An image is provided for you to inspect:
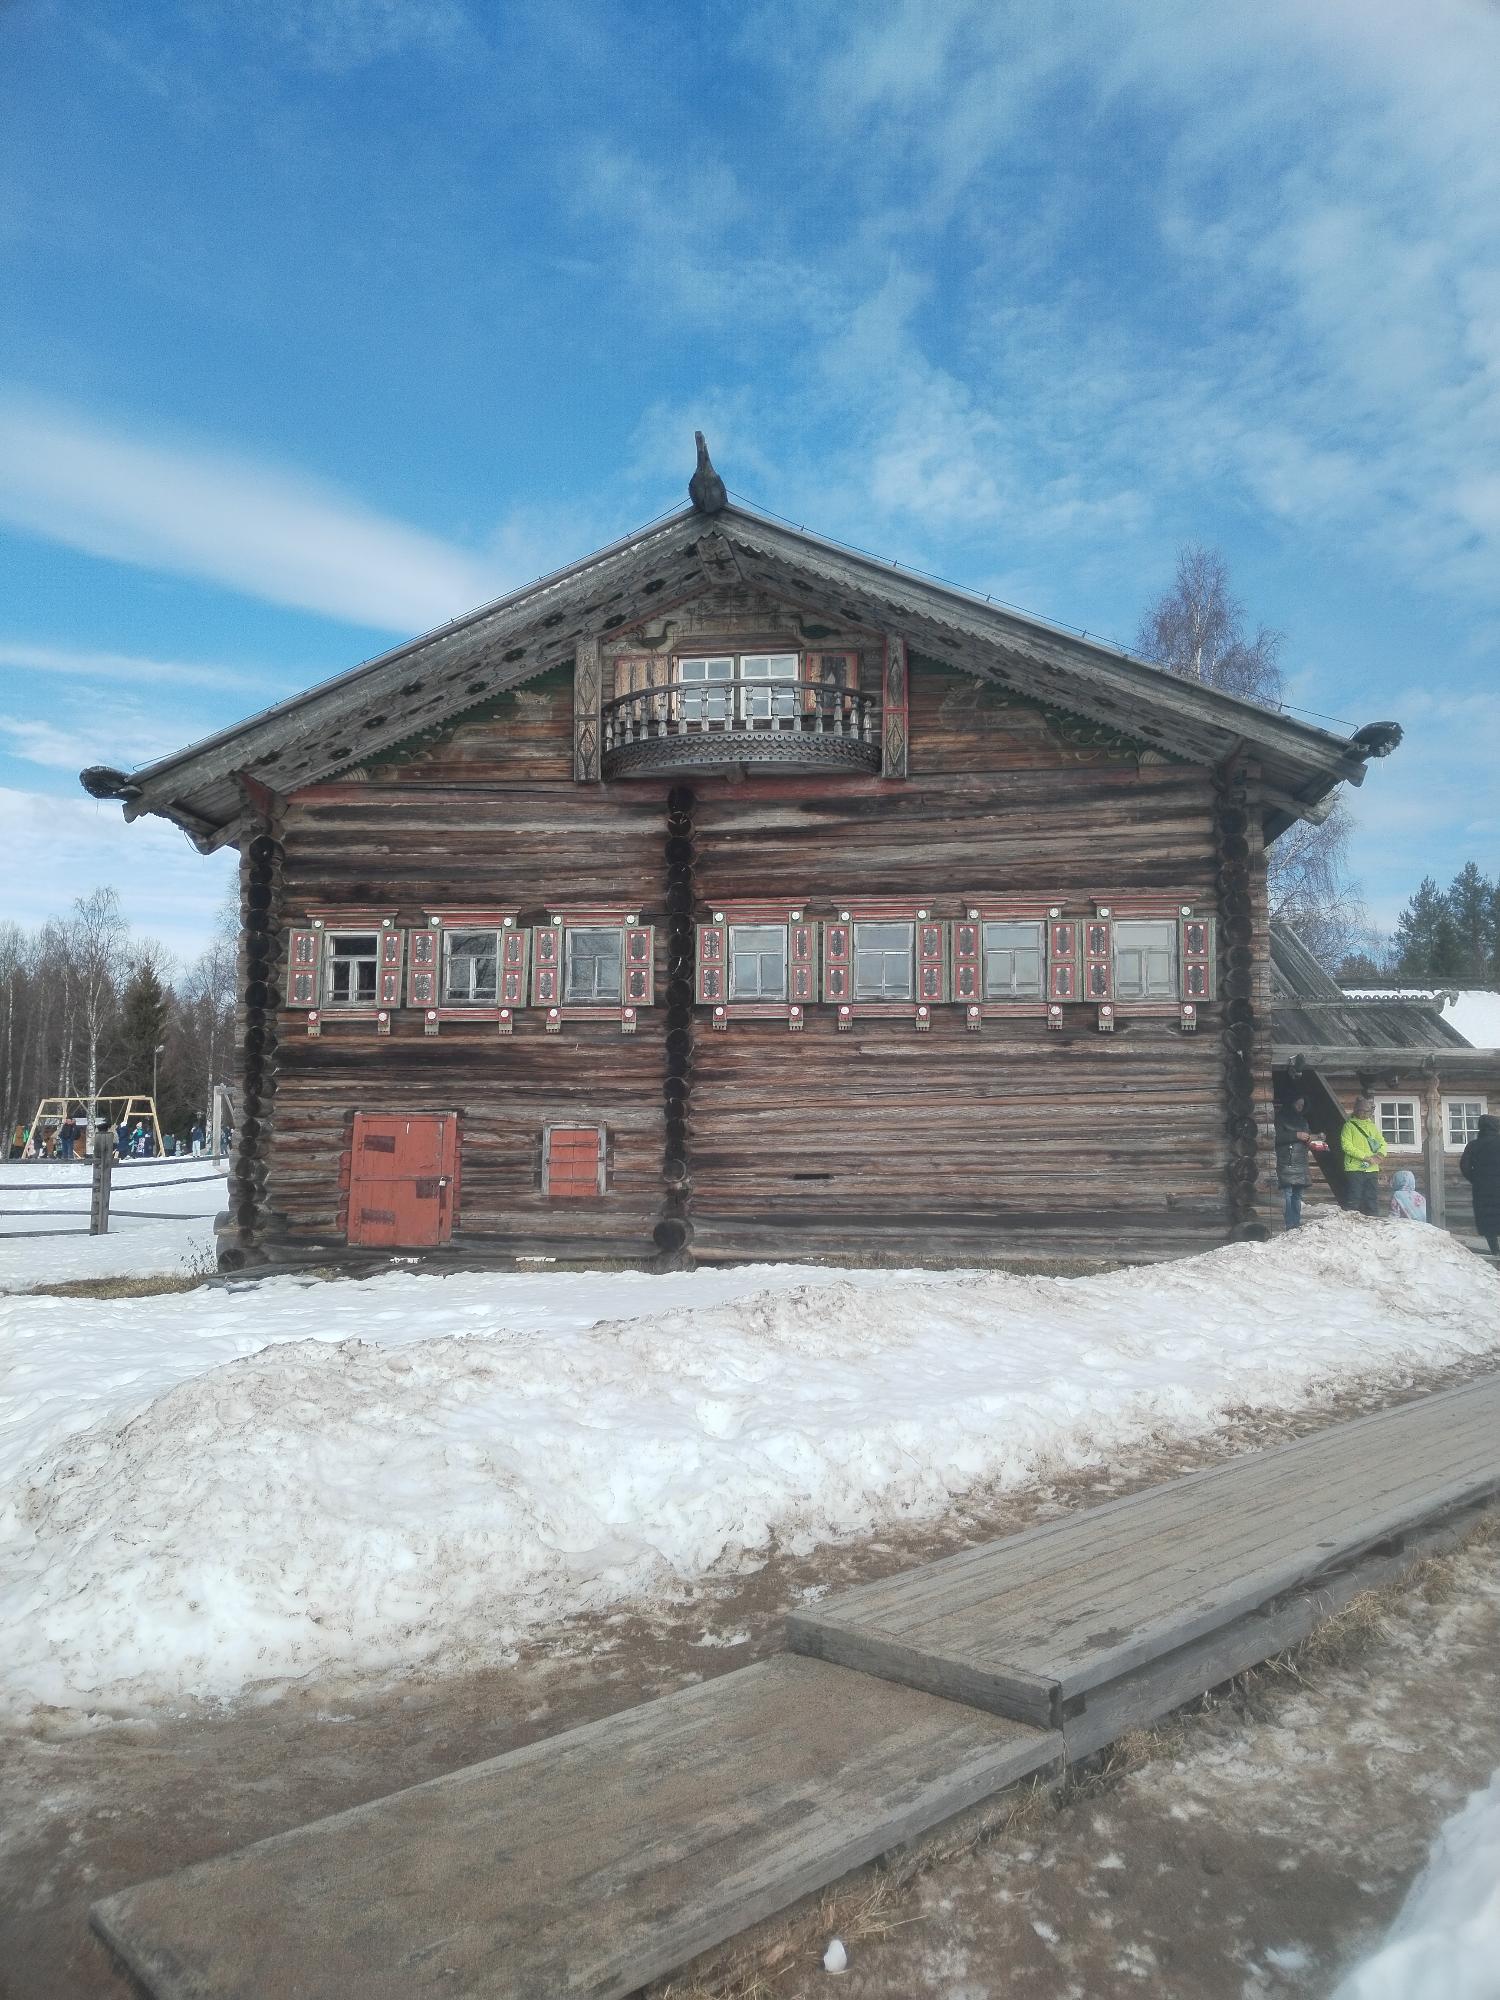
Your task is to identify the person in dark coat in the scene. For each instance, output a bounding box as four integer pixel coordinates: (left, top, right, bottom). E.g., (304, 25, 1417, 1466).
(1275, 1092, 1314, 1230)
(1459, 1113, 1500, 1254)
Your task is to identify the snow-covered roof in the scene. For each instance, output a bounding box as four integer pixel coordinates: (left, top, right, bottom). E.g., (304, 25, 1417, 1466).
(1340, 988, 1500, 1050)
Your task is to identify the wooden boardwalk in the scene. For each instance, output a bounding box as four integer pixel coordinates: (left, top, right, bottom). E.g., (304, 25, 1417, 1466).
(790, 1375, 1500, 1746)
(93, 1375, 1500, 2000)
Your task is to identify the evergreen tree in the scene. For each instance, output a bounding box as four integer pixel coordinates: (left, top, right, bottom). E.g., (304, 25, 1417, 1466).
(1391, 878, 1463, 981)
(113, 954, 173, 1104)
(1446, 862, 1496, 983)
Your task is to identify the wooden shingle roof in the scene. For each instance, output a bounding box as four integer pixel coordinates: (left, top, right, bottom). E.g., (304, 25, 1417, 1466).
(81, 499, 1396, 853)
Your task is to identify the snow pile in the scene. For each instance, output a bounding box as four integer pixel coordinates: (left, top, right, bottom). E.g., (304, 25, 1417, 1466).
(0, 1160, 225, 1292)
(2, 1212, 1497, 1712)
(1330, 1766, 1500, 2000)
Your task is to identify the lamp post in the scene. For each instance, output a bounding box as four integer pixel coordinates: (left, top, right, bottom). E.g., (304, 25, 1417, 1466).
(151, 1043, 166, 1152)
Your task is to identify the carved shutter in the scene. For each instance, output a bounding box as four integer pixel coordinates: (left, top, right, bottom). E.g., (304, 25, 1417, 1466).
(285, 927, 322, 1008)
(916, 919, 946, 1008)
(623, 925, 655, 1008)
(377, 929, 404, 1009)
(788, 919, 819, 1004)
(406, 929, 439, 1009)
(1046, 919, 1079, 1002)
(532, 925, 561, 1008)
(499, 927, 530, 1008)
(823, 919, 853, 1008)
(1180, 915, 1215, 1003)
(696, 922, 726, 1005)
(1083, 917, 1113, 1002)
(951, 920, 982, 1006)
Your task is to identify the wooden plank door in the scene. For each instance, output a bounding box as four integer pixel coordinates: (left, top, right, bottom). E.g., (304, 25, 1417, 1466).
(348, 1113, 459, 1248)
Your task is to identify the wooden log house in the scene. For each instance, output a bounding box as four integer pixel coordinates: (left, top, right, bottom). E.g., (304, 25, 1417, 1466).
(81, 440, 1404, 1271)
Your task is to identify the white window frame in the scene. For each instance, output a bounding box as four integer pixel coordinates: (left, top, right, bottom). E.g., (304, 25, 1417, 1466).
(852, 920, 915, 1002)
(563, 925, 625, 1005)
(324, 931, 381, 1007)
(727, 923, 789, 1001)
(1374, 1095, 1422, 1153)
(676, 651, 800, 724)
(442, 927, 502, 1006)
(1113, 919, 1179, 1002)
(1443, 1096, 1487, 1151)
(981, 920, 1044, 1000)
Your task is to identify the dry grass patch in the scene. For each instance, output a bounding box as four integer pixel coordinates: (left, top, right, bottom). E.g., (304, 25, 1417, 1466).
(19, 1272, 213, 1300)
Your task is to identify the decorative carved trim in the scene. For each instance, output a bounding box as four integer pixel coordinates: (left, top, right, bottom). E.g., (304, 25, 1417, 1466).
(574, 639, 602, 782)
(604, 732, 880, 777)
(882, 636, 909, 778)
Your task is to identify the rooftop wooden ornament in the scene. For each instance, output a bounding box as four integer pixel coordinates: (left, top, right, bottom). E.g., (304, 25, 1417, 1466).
(688, 431, 728, 515)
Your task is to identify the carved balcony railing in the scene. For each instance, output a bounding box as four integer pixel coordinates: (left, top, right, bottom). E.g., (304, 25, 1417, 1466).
(601, 682, 882, 776)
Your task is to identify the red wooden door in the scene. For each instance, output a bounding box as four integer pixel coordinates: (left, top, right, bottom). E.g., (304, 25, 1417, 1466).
(347, 1113, 458, 1248)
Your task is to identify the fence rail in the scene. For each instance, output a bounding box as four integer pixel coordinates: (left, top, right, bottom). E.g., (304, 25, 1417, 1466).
(0, 1153, 227, 1239)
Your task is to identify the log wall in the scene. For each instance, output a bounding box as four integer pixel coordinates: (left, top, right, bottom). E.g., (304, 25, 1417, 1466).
(253, 648, 1255, 1265)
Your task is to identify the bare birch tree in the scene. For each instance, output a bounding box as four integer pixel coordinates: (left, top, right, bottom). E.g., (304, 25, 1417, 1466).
(68, 886, 129, 1130)
(1137, 544, 1364, 966)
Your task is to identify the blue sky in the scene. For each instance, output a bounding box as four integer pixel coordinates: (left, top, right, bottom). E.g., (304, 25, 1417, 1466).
(2, 0, 1497, 966)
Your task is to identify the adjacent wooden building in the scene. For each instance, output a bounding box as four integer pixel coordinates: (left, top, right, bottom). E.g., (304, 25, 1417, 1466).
(82, 443, 1404, 1270)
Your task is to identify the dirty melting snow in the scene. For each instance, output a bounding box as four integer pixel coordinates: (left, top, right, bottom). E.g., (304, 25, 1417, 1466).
(1, 1212, 1497, 1712)
(1331, 1766, 1500, 2000)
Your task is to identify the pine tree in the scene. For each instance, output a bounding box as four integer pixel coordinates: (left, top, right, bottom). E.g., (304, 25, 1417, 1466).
(1446, 862, 1496, 984)
(113, 954, 173, 1104)
(1391, 878, 1463, 981)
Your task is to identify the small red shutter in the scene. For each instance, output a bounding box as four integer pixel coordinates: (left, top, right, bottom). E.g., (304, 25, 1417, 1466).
(624, 926, 654, 1008)
(951, 921, 982, 1004)
(788, 920, 819, 1003)
(545, 1126, 603, 1198)
(696, 922, 726, 1004)
(1083, 917, 1113, 1001)
(500, 927, 530, 1007)
(407, 929, 439, 1008)
(823, 919, 853, 1005)
(532, 925, 561, 1007)
(1180, 915, 1215, 1002)
(916, 919, 946, 1006)
(285, 928, 322, 1008)
(1046, 919, 1079, 1001)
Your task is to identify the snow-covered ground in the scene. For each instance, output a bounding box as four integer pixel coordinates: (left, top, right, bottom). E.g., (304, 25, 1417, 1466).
(0, 1159, 226, 1292)
(2, 1211, 1497, 1717)
(1331, 1766, 1500, 2000)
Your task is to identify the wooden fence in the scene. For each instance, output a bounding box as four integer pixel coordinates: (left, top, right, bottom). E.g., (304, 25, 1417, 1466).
(0, 1151, 227, 1239)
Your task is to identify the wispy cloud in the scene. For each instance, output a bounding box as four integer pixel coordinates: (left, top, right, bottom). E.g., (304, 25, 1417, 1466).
(0, 640, 274, 693)
(0, 395, 503, 632)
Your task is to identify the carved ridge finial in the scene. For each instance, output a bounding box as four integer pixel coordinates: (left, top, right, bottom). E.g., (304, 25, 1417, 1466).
(688, 431, 728, 515)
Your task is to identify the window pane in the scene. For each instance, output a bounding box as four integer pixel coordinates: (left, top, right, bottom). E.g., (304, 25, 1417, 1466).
(1447, 1100, 1484, 1145)
(853, 921, 914, 1000)
(564, 927, 623, 1003)
(445, 929, 499, 1003)
(1378, 1101, 1416, 1147)
(729, 925, 787, 1000)
(677, 656, 733, 723)
(329, 934, 378, 1002)
(738, 653, 799, 720)
(1113, 920, 1179, 1000)
(983, 921, 1043, 999)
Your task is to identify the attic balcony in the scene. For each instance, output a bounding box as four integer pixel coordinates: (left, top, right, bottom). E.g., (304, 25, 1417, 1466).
(600, 682, 882, 777)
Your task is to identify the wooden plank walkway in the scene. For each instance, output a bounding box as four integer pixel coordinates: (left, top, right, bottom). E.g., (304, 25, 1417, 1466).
(92, 1374, 1500, 1999)
(91, 1657, 1059, 2000)
(789, 1375, 1500, 1737)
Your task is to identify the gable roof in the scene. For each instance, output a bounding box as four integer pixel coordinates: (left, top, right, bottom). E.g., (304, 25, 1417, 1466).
(80, 492, 1397, 852)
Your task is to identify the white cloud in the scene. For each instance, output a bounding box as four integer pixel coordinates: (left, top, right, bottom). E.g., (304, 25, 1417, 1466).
(0, 787, 235, 969)
(0, 640, 273, 694)
(0, 395, 504, 633)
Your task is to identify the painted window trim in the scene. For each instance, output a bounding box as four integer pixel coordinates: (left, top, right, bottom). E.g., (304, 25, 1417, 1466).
(1442, 1094, 1488, 1152)
(697, 902, 817, 1030)
(532, 908, 655, 1031)
(1373, 1094, 1423, 1153)
(824, 899, 945, 1030)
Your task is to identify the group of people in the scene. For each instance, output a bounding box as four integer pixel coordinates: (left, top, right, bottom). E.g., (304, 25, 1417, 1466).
(11, 1115, 214, 1161)
(1276, 1090, 1500, 1252)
